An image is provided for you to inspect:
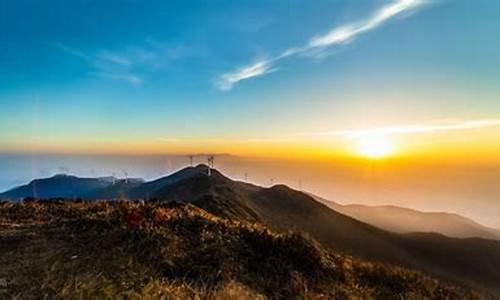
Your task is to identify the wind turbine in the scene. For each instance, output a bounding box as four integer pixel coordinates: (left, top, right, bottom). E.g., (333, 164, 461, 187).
(123, 170, 129, 184)
(207, 156, 214, 176)
(59, 166, 69, 175)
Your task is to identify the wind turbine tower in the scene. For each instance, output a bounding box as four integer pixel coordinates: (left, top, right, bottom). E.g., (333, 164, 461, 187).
(207, 156, 214, 176)
(123, 170, 129, 184)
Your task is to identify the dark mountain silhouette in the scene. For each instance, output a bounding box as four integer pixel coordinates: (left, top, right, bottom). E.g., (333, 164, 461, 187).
(126, 165, 500, 294)
(310, 195, 500, 241)
(0, 174, 143, 200)
(129, 165, 263, 221)
(1, 165, 500, 294)
(127, 165, 207, 200)
(85, 178, 144, 199)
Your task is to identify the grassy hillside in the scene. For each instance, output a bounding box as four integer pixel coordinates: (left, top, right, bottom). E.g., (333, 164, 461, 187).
(144, 166, 500, 295)
(0, 200, 482, 299)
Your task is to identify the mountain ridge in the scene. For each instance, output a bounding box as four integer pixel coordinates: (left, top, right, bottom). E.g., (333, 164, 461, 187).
(2, 165, 500, 294)
(310, 194, 500, 241)
(0, 173, 143, 200)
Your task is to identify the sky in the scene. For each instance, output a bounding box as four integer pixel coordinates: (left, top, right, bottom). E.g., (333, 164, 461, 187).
(1, 0, 500, 226)
(1, 0, 500, 160)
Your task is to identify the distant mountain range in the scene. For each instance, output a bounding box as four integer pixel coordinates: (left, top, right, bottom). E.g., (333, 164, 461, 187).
(311, 195, 500, 241)
(0, 174, 143, 200)
(1, 165, 500, 295)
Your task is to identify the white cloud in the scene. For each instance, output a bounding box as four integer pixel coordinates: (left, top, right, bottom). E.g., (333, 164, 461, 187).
(309, 25, 359, 48)
(320, 119, 500, 137)
(216, 59, 276, 91)
(217, 0, 428, 90)
(310, 0, 423, 48)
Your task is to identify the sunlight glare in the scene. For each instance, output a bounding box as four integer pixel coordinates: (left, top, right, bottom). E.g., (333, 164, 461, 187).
(355, 135, 395, 159)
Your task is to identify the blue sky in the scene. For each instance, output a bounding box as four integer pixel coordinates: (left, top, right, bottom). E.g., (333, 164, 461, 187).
(1, 0, 500, 154)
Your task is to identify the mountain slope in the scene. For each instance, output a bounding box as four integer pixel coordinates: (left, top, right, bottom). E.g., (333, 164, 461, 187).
(128, 166, 208, 199)
(136, 165, 500, 295)
(246, 185, 500, 295)
(140, 165, 262, 222)
(85, 178, 144, 199)
(2, 166, 500, 294)
(312, 195, 500, 240)
(0, 174, 143, 200)
(0, 174, 112, 199)
(0, 200, 481, 299)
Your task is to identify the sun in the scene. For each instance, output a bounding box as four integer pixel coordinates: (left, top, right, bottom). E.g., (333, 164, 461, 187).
(355, 135, 395, 159)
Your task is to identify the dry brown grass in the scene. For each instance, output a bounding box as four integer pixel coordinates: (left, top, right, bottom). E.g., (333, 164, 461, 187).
(0, 199, 484, 299)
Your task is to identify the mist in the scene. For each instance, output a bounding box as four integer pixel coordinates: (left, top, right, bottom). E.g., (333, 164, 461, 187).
(1, 153, 499, 228)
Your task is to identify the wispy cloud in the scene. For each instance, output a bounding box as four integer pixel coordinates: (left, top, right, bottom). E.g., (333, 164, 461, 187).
(156, 137, 181, 143)
(55, 43, 143, 85)
(54, 42, 92, 62)
(309, 0, 424, 48)
(97, 51, 132, 66)
(217, 0, 428, 90)
(237, 137, 293, 143)
(55, 40, 191, 86)
(152, 119, 500, 146)
(94, 72, 143, 86)
(215, 59, 275, 91)
(313, 119, 500, 138)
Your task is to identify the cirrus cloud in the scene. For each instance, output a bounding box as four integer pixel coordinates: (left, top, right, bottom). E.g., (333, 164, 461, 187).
(310, 119, 500, 138)
(215, 59, 276, 91)
(217, 0, 429, 90)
